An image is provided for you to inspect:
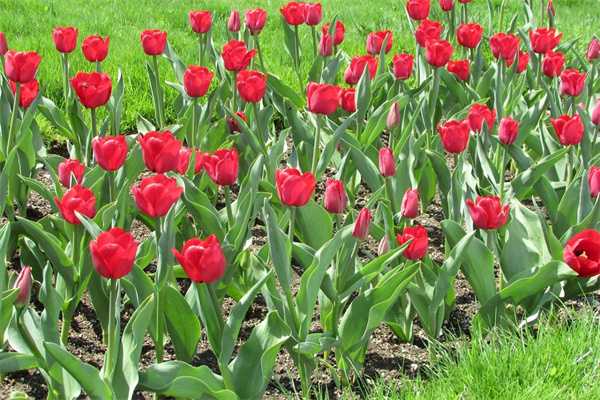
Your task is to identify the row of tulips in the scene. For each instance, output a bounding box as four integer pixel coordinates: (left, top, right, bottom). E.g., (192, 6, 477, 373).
(2, 0, 600, 398)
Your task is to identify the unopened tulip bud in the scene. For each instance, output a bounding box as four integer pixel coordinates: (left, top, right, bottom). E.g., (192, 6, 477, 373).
(401, 188, 420, 219)
(0, 32, 8, 55)
(352, 208, 371, 241)
(319, 33, 333, 57)
(379, 147, 396, 178)
(498, 116, 519, 145)
(228, 10, 241, 32)
(588, 38, 600, 63)
(387, 102, 400, 130)
(324, 179, 347, 214)
(547, 1, 555, 17)
(13, 266, 32, 308)
(592, 99, 600, 126)
(589, 166, 600, 198)
(378, 236, 389, 256)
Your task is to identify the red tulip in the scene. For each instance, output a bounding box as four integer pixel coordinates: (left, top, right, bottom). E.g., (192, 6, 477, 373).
(458, 0, 473, 3)
(280, 2, 305, 26)
(324, 179, 347, 214)
(202, 148, 238, 186)
(307, 82, 343, 115)
(414, 19, 443, 47)
(587, 38, 599, 62)
(529, 28, 562, 54)
(438, 119, 470, 153)
(447, 60, 470, 81)
(319, 33, 333, 57)
(304, 3, 322, 26)
(352, 208, 371, 241)
(140, 30, 167, 56)
(132, 174, 183, 218)
(344, 55, 378, 85)
(222, 40, 258, 72)
(340, 88, 356, 113)
(468, 103, 496, 133)
(425, 39, 453, 67)
(592, 99, 600, 126)
(498, 116, 519, 145)
(184, 65, 213, 98)
(439, 0, 454, 11)
(189, 11, 212, 34)
(52, 26, 78, 53)
(589, 166, 600, 198)
(397, 225, 429, 259)
(466, 196, 510, 230)
(542, 50, 565, 78)
(387, 101, 401, 129)
(559, 69, 586, 97)
(236, 70, 267, 103)
(13, 266, 31, 308)
(228, 10, 241, 32)
(176, 147, 204, 175)
(547, 0, 555, 17)
(276, 168, 316, 207)
(506, 50, 530, 73)
(322, 21, 345, 46)
(378, 236, 390, 256)
(407, 0, 431, 20)
(227, 111, 247, 134)
(55, 184, 97, 225)
(92, 136, 128, 171)
(378, 147, 396, 177)
(173, 235, 226, 283)
(90, 228, 138, 280)
(4, 51, 41, 83)
(402, 188, 420, 219)
(10, 79, 38, 108)
(69, 72, 112, 109)
(551, 114, 584, 146)
(367, 30, 393, 55)
(457, 23, 483, 48)
(393, 53, 414, 80)
(58, 158, 85, 188)
(81, 35, 110, 63)
(138, 130, 182, 173)
(563, 229, 600, 278)
(0, 32, 7, 55)
(245, 9, 267, 35)
(489, 33, 520, 60)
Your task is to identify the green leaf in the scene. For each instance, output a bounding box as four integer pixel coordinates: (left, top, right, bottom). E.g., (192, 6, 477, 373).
(164, 286, 201, 363)
(295, 199, 333, 250)
(316, 113, 356, 179)
(267, 74, 305, 108)
(1, 289, 19, 344)
(0, 352, 40, 373)
(508, 147, 569, 200)
(263, 200, 292, 290)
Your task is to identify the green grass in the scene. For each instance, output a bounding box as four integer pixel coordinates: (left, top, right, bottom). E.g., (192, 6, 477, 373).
(0, 0, 597, 134)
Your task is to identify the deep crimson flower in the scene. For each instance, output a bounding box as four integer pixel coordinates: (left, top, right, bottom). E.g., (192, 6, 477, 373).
(589, 166, 600, 198)
(319, 33, 333, 57)
(397, 225, 429, 259)
(236, 70, 267, 103)
(542, 50, 565, 78)
(55, 185, 97, 225)
(304, 3, 322, 26)
(322, 21, 345, 46)
(489, 33, 520, 60)
(407, 0, 431, 20)
(0, 32, 7, 55)
(276, 168, 316, 207)
(466, 196, 510, 230)
(378, 147, 396, 177)
(458, 0, 473, 3)
(551, 114, 584, 146)
(414, 19, 443, 47)
(189, 10, 212, 34)
(245, 9, 267, 35)
(10, 79, 38, 108)
(344, 55, 378, 85)
(563, 230, 600, 278)
(587, 38, 599, 62)
(352, 208, 371, 241)
(4, 51, 41, 83)
(468, 103, 496, 133)
(173, 235, 226, 283)
(202, 148, 238, 186)
(506, 50, 530, 73)
(402, 188, 420, 219)
(280, 2, 305, 26)
(447, 60, 469, 81)
(140, 30, 167, 56)
(498, 116, 519, 145)
(228, 10, 241, 32)
(393, 53, 414, 80)
(529, 28, 562, 54)
(592, 99, 600, 126)
(81, 35, 110, 62)
(439, 0, 454, 11)
(324, 179, 347, 214)
(92, 136, 128, 171)
(366, 30, 393, 55)
(69, 72, 112, 109)
(307, 82, 343, 115)
(58, 159, 85, 188)
(340, 88, 356, 112)
(227, 111, 247, 134)
(176, 147, 204, 175)
(138, 130, 182, 173)
(425, 39, 453, 67)
(52, 26, 78, 53)
(90, 228, 138, 280)
(13, 266, 31, 308)
(132, 174, 183, 217)
(438, 119, 470, 153)
(222, 40, 258, 71)
(559, 69, 586, 97)
(184, 65, 213, 98)
(457, 23, 483, 48)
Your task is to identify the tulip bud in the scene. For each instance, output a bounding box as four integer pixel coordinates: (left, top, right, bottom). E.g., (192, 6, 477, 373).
(227, 111, 247, 134)
(319, 33, 333, 57)
(58, 158, 85, 188)
(387, 102, 400, 130)
(551, 114, 584, 146)
(592, 99, 600, 126)
(228, 10, 241, 32)
(439, 0, 453, 11)
(401, 188, 420, 219)
(378, 236, 389, 256)
(588, 38, 600, 63)
(340, 88, 356, 113)
(589, 166, 600, 198)
(378, 147, 396, 178)
(0, 32, 8, 55)
(324, 179, 347, 214)
(547, 0, 555, 17)
(498, 116, 519, 145)
(352, 208, 371, 241)
(13, 266, 32, 308)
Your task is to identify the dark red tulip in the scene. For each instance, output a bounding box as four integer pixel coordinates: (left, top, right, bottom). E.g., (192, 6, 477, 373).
(489, 33, 520, 60)
(132, 174, 183, 218)
(92, 136, 128, 171)
(438, 119, 470, 153)
(542, 50, 565, 78)
(393, 53, 414, 80)
(227, 111, 247, 134)
(563, 229, 600, 278)
(176, 147, 204, 175)
(222, 40, 258, 72)
(407, 0, 431, 20)
(276, 168, 316, 207)
(322, 21, 345, 46)
(90, 228, 138, 280)
(307, 82, 343, 115)
(352, 208, 371, 241)
(319, 33, 333, 57)
(547, 0, 555, 17)
(402, 188, 420, 219)
(138, 130, 182, 173)
(414, 19, 443, 47)
(173, 235, 226, 283)
(340, 88, 356, 113)
(559, 69, 586, 97)
(69, 72, 112, 109)
(468, 103, 496, 133)
(344, 55, 378, 85)
(0, 32, 7, 55)
(466, 196, 510, 230)
(280, 2, 305, 26)
(202, 148, 238, 186)
(189, 11, 212, 34)
(397, 225, 429, 259)
(551, 114, 584, 146)
(506, 50, 530, 73)
(58, 158, 85, 188)
(439, 0, 454, 11)
(4, 51, 41, 83)
(304, 3, 322, 26)
(589, 166, 600, 198)
(587, 38, 599, 63)
(228, 10, 241, 32)
(10, 79, 38, 108)
(81, 35, 110, 63)
(52, 26, 78, 53)
(184, 65, 213, 98)
(425, 39, 453, 67)
(13, 266, 31, 308)
(367, 30, 393, 55)
(447, 60, 469, 81)
(140, 29, 167, 56)
(236, 70, 267, 103)
(55, 185, 97, 225)
(498, 116, 519, 145)
(457, 23, 483, 48)
(245, 9, 267, 35)
(378, 147, 396, 177)
(529, 28, 562, 54)
(324, 179, 347, 214)
(458, 0, 473, 3)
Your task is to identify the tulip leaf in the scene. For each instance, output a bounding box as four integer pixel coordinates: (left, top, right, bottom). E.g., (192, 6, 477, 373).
(195, 282, 223, 357)
(322, 51, 344, 84)
(295, 199, 333, 250)
(180, 176, 225, 242)
(316, 113, 356, 179)
(0, 352, 40, 374)
(263, 199, 292, 290)
(363, 95, 409, 149)
(553, 176, 584, 238)
(38, 97, 77, 143)
(164, 285, 201, 363)
(559, 196, 600, 243)
(267, 74, 305, 108)
(162, 40, 186, 84)
(349, 147, 383, 192)
(356, 64, 372, 130)
(1, 289, 19, 344)
(105, 69, 124, 136)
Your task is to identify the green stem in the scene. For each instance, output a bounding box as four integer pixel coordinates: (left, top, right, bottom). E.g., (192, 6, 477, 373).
(567, 145, 575, 187)
(88, 107, 97, 166)
(498, 145, 508, 202)
(154, 217, 165, 364)
(254, 34, 267, 72)
(495, 61, 504, 126)
(153, 55, 166, 128)
(385, 177, 396, 217)
(339, 241, 360, 295)
(463, 2, 468, 24)
(62, 53, 70, 109)
(286, 206, 301, 332)
(252, 102, 269, 158)
(498, 0, 508, 31)
(96, 61, 102, 73)
(536, 53, 542, 88)
(61, 314, 72, 345)
(311, 114, 322, 175)
(231, 71, 238, 112)
(592, 127, 599, 158)
(7, 81, 20, 153)
(540, 0, 545, 27)
(224, 185, 234, 229)
(191, 97, 198, 148)
(288, 206, 297, 243)
(311, 26, 317, 58)
(104, 278, 120, 382)
(199, 33, 204, 66)
(294, 25, 303, 92)
(107, 170, 115, 204)
(429, 67, 442, 149)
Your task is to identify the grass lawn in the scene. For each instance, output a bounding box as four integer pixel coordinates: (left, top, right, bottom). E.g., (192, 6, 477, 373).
(0, 0, 598, 134)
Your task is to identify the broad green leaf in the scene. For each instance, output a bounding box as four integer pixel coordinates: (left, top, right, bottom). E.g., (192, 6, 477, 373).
(295, 199, 333, 249)
(263, 200, 292, 290)
(0, 352, 40, 373)
(164, 286, 201, 363)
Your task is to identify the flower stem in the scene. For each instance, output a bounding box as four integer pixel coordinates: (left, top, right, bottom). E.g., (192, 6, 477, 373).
(153, 55, 166, 129)
(7, 81, 21, 153)
(285, 206, 302, 331)
(224, 185, 234, 229)
(199, 33, 204, 66)
(495, 61, 504, 126)
(88, 107, 97, 166)
(294, 25, 303, 92)
(191, 97, 198, 148)
(154, 217, 165, 364)
(498, 145, 508, 202)
(311, 114, 322, 175)
(62, 53, 70, 109)
(231, 71, 238, 112)
(429, 67, 442, 149)
(104, 278, 120, 383)
(107, 170, 115, 204)
(252, 102, 269, 156)
(385, 177, 396, 217)
(254, 34, 267, 72)
(96, 61, 102, 73)
(311, 26, 317, 58)
(567, 145, 575, 187)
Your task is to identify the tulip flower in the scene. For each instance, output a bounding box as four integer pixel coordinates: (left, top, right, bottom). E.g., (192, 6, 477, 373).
(542, 50, 565, 78)
(402, 188, 420, 219)
(280, 2, 305, 25)
(506, 50, 530, 73)
(592, 99, 600, 126)
(9, 79, 38, 108)
(414, 19, 443, 47)
(203, 148, 239, 186)
(324, 179, 347, 214)
(352, 208, 371, 241)
(468, 104, 496, 133)
(307, 82, 343, 115)
(438, 119, 470, 153)
(529, 28, 562, 54)
(439, 0, 454, 11)
(13, 266, 32, 308)
(140, 29, 167, 56)
(189, 10, 212, 34)
(498, 116, 519, 145)
(559, 69, 586, 97)
(489, 33, 520, 60)
(425, 39, 453, 67)
(304, 3, 322, 26)
(4, 51, 41, 83)
(245, 9, 267, 35)
(447, 60, 470, 81)
(0, 32, 7, 55)
(378, 147, 396, 177)
(90, 228, 138, 279)
(397, 225, 429, 259)
(407, 0, 431, 20)
(366, 30, 393, 55)
(551, 114, 584, 146)
(173, 235, 226, 283)
(563, 229, 600, 278)
(236, 70, 267, 103)
(92, 136, 128, 171)
(176, 148, 204, 175)
(340, 88, 356, 113)
(227, 111, 247, 134)
(466, 196, 510, 230)
(319, 33, 333, 57)
(547, 0, 555, 17)
(228, 10, 241, 32)
(55, 184, 97, 225)
(81, 35, 110, 63)
(276, 168, 316, 207)
(589, 166, 600, 198)
(132, 174, 183, 218)
(387, 101, 401, 130)
(393, 53, 414, 80)
(344, 55, 378, 85)
(138, 130, 182, 173)
(183, 65, 213, 98)
(322, 21, 345, 46)
(587, 38, 599, 62)
(222, 40, 258, 71)
(69, 72, 112, 109)
(378, 236, 390, 256)
(58, 158, 85, 188)
(458, 0, 473, 2)
(457, 23, 483, 48)
(52, 26, 78, 53)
